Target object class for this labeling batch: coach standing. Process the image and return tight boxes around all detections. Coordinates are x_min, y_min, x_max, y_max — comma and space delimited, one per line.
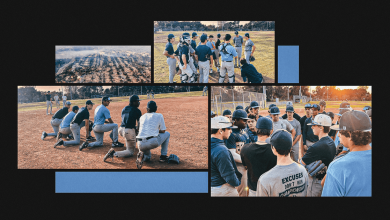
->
45, 91, 53, 115
163, 34, 176, 83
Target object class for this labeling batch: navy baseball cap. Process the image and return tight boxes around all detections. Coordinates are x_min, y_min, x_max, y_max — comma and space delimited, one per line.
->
286, 106, 294, 112
270, 107, 280, 115
269, 104, 276, 109
217, 33, 221, 38
130, 95, 140, 102
256, 117, 273, 130
250, 101, 259, 108
223, 109, 232, 116
236, 105, 243, 110
311, 104, 320, 110
65, 101, 71, 105
304, 103, 312, 108
183, 32, 190, 36
331, 110, 371, 131
86, 100, 94, 105
266, 129, 293, 151
200, 34, 207, 42
235, 31, 238, 35
233, 109, 249, 120
245, 33, 249, 37
168, 34, 175, 38
102, 97, 112, 102
72, 106, 79, 111
192, 32, 198, 37
147, 101, 157, 109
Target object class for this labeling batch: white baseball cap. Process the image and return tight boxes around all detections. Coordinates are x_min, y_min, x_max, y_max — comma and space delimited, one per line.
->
307, 114, 332, 126
211, 116, 237, 129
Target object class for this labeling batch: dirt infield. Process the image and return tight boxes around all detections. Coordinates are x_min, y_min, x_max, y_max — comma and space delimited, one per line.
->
18, 96, 208, 169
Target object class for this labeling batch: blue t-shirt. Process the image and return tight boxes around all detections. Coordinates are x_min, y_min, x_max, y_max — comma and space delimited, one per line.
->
226, 128, 251, 149
206, 41, 215, 52
120, 105, 142, 129
219, 43, 237, 61
60, 111, 76, 128
165, 42, 174, 56
322, 149, 372, 197
93, 104, 111, 126
211, 137, 242, 187
195, 45, 213, 62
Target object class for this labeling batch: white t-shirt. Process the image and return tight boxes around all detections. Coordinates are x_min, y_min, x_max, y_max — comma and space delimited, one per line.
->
62, 95, 67, 101
137, 113, 166, 138
54, 95, 59, 101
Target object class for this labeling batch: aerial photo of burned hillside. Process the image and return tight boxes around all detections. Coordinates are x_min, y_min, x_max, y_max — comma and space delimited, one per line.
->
55, 46, 151, 83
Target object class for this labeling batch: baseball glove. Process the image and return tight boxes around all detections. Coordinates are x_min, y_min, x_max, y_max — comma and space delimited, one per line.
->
305, 160, 327, 177
335, 142, 344, 156
167, 154, 180, 164
250, 56, 255, 62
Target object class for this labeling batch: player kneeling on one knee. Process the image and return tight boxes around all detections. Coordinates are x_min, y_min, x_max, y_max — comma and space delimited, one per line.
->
54, 100, 94, 148
80, 97, 124, 151
135, 101, 170, 169
104, 95, 142, 162
42, 101, 72, 141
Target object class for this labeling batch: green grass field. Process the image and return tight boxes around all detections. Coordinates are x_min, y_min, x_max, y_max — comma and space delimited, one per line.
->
154, 31, 275, 83
18, 91, 204, 112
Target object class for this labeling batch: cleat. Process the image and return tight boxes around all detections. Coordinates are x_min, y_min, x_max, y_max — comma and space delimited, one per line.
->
86, 136, 95, 141
136, 151, 144, 169
234, 64, 238, 68
103, 148, 115, 162
56, 132, 63, 141
54, 139, 63, 148
159, 155, 169, 163
112, 141, 124, 147
41, 131, 47, 140
79, 142, 88, 151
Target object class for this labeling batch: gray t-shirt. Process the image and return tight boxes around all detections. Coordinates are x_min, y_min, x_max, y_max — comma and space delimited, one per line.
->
287, 118, 301, 139
257, 162, 309, 197
273, 119, 294, 133
244, 39, 254, 51
233, 36, 243, 47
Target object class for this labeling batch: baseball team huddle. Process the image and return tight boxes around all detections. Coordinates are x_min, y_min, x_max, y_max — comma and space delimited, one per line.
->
41, 94, 180, 169
163, 31, 263, 83
211, 100, 372, 197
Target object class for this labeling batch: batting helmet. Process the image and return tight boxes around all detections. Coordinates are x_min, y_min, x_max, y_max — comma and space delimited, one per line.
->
167, 154, 180, 164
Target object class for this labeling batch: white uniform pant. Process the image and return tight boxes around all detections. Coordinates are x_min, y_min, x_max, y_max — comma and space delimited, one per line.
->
211, 183, 239, 197
179, 64, 194, 83
307, 175, 323, 197
235, 47, 242, 65
137, 132, 170, 161
214, 49, 220, 66
88, 124, 118, 147
166, 57, 176, 83
115, 127, 136, 157
219, 61, 235, 83
47, 118, 62, 136
198, 60, 210, 83
245, 51, 251, 64
63, 122, 88, 146
46, 101, 52, 114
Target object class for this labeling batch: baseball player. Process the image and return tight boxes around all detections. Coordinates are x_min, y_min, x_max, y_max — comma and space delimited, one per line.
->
211, 111, 216, 118
103, 95, 142, 162
62, 94, 67, 107
163, 34, 177, 83
245, 113, 258, 143
53, 100, 95, 148
248, 101, 261, 119
135, 101, 170, 169
195, 34, 213, 83
299, 104, 312, 157
214, 33, 221, 72
299, 114, 336, 197
282, 101, 301, 121
319, 100, 327, 114
45, 91, 53, 115
269, 107, 296, 139
257, 129, 309, 197
326, 112, 337, 141
177, 33, 197, 80
202, 86, 207, 96
211, 116, 241, 197
79, 97, 124, 151
222, 109, 232, 122
240, 117, 276, 196
322, 111, 372, 196
56, 106, 82, 141
302, 104, 320, 155
334, 103, 352, 156
239, 58, 263, 83
54, 93, 60, 109
265, 104, 278, 120
206, 35, 217, 74
226, 109, 251, 196
151, 90, 154, 99
233, 31, 243, 68
147, 90, 150, 99
244, 33, 256, 65
175, 34, 196, 83
41, 101, 71, 140
218, 34, 238, 83
191, 32, 198, 69
285, 105, 301, 162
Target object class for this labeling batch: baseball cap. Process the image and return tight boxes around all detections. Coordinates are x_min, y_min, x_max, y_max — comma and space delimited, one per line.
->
232, 109, 249, 120
336, 108, 350, 116
304, 103, 312, 108
236, 105, 243, 110
200, 34, 207, 42
234, 31, 238, 35
129, 95, 140, 102
366, 109, 372, 117
147, 101, 157, 109
327, 112, 335, 118
319, 100, 326, 106
211, 111, 216, 116
211, 116, 237, 129
223, 109, 232, 116
339, 102, 351, 109
307, 114, 332, 126
72, 106, 79, 111
86, 100, 94, 105
245, 33, 249, 37
286, 101, 293, 106
65, 101, 71, 105
286, 106, 294, 112
250, 101, 259, 108
168, 34, 175, 38
270, 107, 280, 115
183, 32, 190, 36
217, 33, 221, 38
102, 97, 112, 102
269, 104, 276, 109
256, 117, 273, 130
330, 110, 371, 131
363, 106, 371, 111
266, 129, 293, 151
311, 104, 320, 110
192, 32, 198, 37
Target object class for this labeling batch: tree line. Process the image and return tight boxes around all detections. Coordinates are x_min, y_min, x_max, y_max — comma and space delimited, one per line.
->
154, 21, 275, 32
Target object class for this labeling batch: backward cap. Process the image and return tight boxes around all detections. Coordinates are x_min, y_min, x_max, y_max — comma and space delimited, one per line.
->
256, 117, 273, 130
223, 109, 232, 116
330, 110, 371, 131
266, 129, 293, 151
211, 116, 237, 129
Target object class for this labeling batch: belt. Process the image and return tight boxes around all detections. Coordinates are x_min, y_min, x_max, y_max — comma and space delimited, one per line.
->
137, 136, 156, 141
235, 46, 241, 47
222, 61, 232, 62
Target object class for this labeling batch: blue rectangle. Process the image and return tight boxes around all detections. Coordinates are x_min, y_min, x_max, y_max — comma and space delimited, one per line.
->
278, 46, 299, 83
56, 172, 208, 193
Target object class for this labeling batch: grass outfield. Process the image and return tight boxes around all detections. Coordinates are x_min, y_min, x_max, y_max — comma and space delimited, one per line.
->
18, 91, 204, 112
154, 31, 275, 83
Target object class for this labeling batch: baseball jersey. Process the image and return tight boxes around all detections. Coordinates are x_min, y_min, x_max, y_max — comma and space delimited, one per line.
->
191, 40, 197, 52
137, 112, 166, 138
245, 128, 258, 143
54, 95, 59, 101
120, 105, 142, 129
244, 38, 254, 51
233, 35, 243, 47
272, 119, 294, 133
52, 107, 69, 119
62, 95, 67, 100
286, 118, 301, 140
282, 112, 301, 122
240, 142, 277, 191
71, 107, 89, 125
45, 94, 51, 101
240, 63, 263, 83
177, 45, 190, 65
322, 149, 372, 196
219, 43, 237, 61
299, 115, 309, 133
206, 41, 215, 52
195, 45, 212, 62
60, 111, 76, 129
165, 42, 174, 56
211, 137, 242, 187
176, 42, 195, 54
302, 136, 336, 179
93, 104, 111, 126
302, 116, 319, 145
226, 128, 250, 149
257, 162, 309, 197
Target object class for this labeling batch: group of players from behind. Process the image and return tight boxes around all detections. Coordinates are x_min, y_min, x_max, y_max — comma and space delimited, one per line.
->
211, 101, 372, 196
164, 31, 263, 83
41, 96, 171, 169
